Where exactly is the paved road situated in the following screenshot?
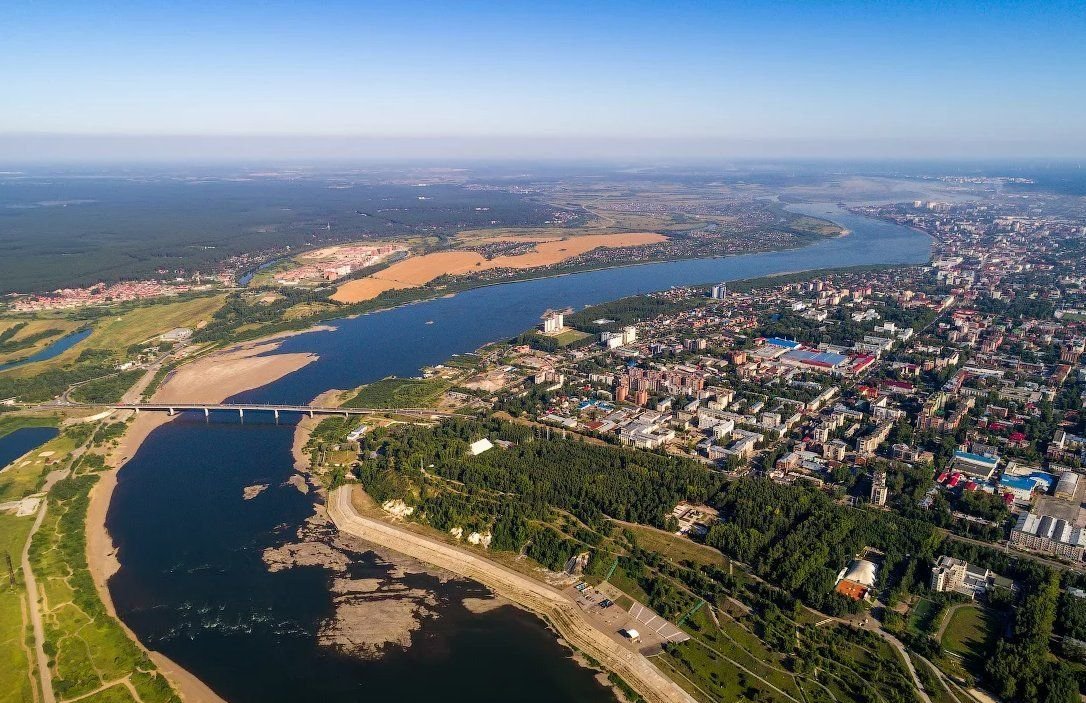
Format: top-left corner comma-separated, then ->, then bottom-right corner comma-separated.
328,485 -> 696,703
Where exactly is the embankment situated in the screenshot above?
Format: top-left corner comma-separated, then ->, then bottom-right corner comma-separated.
327,485 -> 696,703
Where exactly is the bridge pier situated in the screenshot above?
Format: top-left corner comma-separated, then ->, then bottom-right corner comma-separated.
204,407 -> 210,418
274,409 -> 279,422
168,407 -> 175,416
238,408 -> 244,421
308,409 -> 314,418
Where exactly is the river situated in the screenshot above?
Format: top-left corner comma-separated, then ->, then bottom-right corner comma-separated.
105,204 -> 931,703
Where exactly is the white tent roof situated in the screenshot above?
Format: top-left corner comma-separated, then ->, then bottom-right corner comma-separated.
843,559 -> 877,588
469,438 -> 494,456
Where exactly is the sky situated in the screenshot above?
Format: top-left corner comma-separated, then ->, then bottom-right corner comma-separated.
2,0 -> 1085,160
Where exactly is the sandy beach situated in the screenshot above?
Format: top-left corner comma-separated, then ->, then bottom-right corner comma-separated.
332,232 -> 666,303
85,336 -> 323,703
152,340 -> 319,404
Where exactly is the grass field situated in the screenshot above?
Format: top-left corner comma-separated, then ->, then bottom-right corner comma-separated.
0,413 -> 60,440
0,513 -> 37,703
344,377 -> 450,409
0,319 -> 83,365
908,597 -> 939,634
6,295 -> 224,379
29,465 -> 181,703
0,424 -> 85,703
552,329 -> 592,347
623,523 -> 729,569
0,427 -> 78,504
941,605 -> 998,674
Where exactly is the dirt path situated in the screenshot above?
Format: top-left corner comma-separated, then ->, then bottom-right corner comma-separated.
23,473 -> 67,703
327,485 -> 695,703
934,603 -> 971,641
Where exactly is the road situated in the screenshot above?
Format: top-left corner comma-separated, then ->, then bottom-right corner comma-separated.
327,485 -> 697,703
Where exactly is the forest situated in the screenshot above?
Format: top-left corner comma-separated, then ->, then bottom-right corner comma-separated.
0,176 -> 568,293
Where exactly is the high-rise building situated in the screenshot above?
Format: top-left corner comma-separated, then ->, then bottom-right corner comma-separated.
710,282 -> 727,300
870,470 -> 889,506
540,309 -> 565,334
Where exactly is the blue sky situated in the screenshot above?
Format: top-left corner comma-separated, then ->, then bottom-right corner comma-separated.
3,0 -> 1085,158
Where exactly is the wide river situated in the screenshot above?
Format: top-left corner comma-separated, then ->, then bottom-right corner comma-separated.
106,204 -> 931,703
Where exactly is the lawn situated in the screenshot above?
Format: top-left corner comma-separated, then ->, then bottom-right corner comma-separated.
624,523 -> 728,569
344,376 -> 450,409
941,605 -> 997,665
553,329 -> 591,347
606,564 -> 652,604
908,597 -> 939,634
0,513 -> 37,703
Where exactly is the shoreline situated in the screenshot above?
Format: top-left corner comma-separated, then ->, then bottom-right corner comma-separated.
84,342 -> 324,703
327,485 -> 695,703
81,207 -> 932,701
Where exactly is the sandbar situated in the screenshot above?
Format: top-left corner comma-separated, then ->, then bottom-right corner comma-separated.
332,232 -> 666,303
85,338 -> 322,703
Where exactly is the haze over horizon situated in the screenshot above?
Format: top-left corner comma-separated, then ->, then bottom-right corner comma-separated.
4,0 -> 1086,161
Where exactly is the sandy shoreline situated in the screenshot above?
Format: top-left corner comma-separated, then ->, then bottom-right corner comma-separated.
152,340 -> 319,404
332,232 -> 666,303
85,336 -> 323,703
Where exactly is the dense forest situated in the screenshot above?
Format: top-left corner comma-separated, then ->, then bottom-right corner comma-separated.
706,478 -> 937,615
0,177 -> 570,293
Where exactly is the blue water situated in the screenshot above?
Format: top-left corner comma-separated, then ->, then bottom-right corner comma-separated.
0,328 -> 92,373
0,426 -> 58,470
241,203 -> 929,405
107,203 -> 931,703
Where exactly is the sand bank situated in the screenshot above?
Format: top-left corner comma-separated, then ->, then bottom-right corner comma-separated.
85,338 -> 323,703
85,411 -> 230,702
332,232 -> 666,303
152,340 -> 318,404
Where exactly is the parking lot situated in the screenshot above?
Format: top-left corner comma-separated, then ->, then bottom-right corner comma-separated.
564,581 -> 688,653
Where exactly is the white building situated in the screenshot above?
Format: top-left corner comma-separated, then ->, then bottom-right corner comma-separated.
540,310 -> 565,334
870,471 -> 889,506
930,555 -> 990,598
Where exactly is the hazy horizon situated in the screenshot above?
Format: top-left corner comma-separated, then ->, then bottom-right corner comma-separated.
4,1 -> 1085,162
3,134 -> 1086,164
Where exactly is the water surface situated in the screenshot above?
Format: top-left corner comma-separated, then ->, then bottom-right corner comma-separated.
0,426 -> 59,470
0,328 -> 92,373
107,204 -> 931,702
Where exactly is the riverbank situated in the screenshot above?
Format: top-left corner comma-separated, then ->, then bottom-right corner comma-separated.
331,232 -> 668,303
84,337 -> 326,703
153,339 -> 319,404
327,484 -> 696,703
92,203 -> 933,701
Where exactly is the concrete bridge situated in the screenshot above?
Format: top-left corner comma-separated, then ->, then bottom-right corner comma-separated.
107,403 -> 460,420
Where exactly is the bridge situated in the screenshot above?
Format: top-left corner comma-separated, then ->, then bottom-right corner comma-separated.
107,403 -> 462,420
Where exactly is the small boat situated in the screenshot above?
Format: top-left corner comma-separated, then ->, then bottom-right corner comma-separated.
425,320 -> 434,325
